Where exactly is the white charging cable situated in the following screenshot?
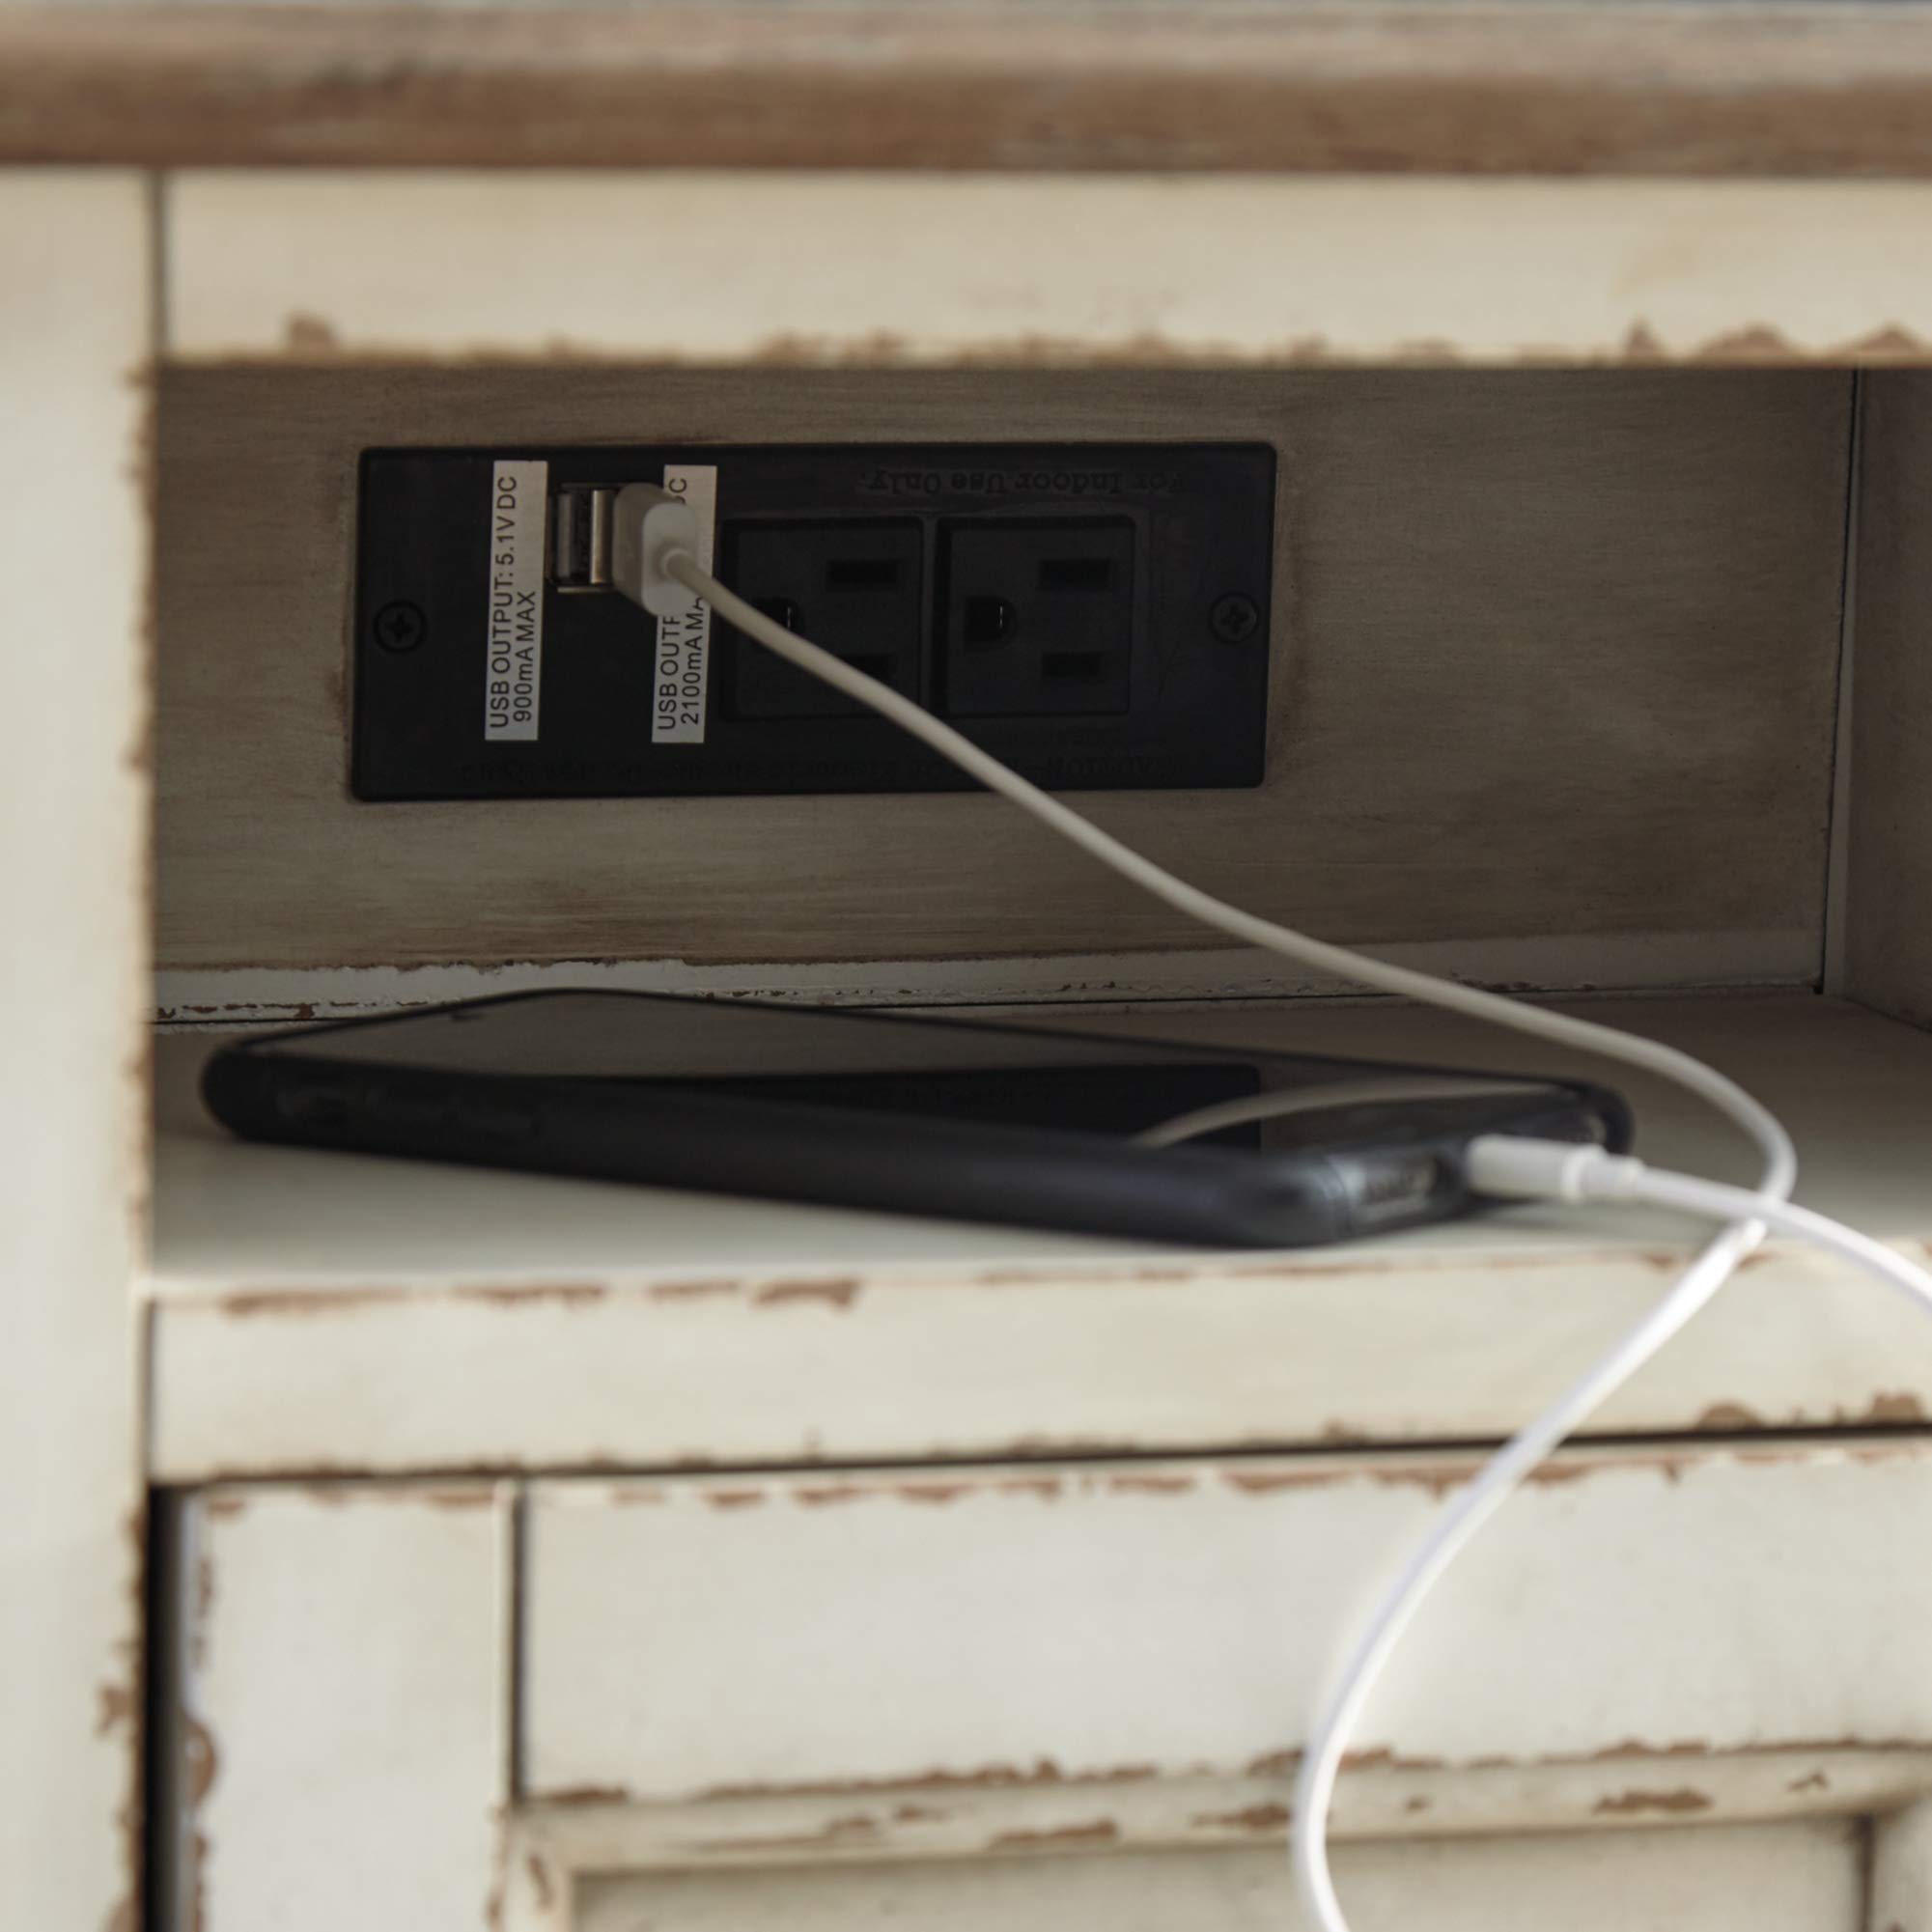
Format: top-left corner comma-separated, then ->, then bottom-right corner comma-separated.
609,485 -> 1834,1932
1468,1138 -> 1932,1310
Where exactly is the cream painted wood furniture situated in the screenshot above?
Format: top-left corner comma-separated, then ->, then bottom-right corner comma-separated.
8,8 -> 1932,1928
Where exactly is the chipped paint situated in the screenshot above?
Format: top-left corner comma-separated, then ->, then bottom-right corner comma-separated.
185,1828 -> 209,1932
423,1486 -> 495,1511
225,314 -> 1932,375
1789,1770 -> 1832,1793
213,1284 -> 412,1318
988,1819 -> 1120,1850
1190,1801 -> 1292,1833
1694,1401 -> 1766,1431
1222,1469 -> 1335,1498
516,1742 -> 1932,1879
1238,1738 -> 1842,1783
208,1276 -> 688,1317
1587,1738 -> 1715,1764
191,1454 -> 535,1486
95,1682 -> 136,1739
1864,1390 -> 1929,1425
1582,1734 -> 1932,1765
483,1820 -> 507,1932
1216,1451 -> 1714,1505
753,1276 -> 862,1311
768,1475 -> 1002,1509
1850,1440 -> 1932,1469
647,1277 -> 742,1302
283,312 -> 338,352
296,1484 -> 352,1508
704,1488 -> 766,1511
691,1759 -> 1160,1805
522,1850 -> 554,1912
191,1552 -> 214,1669
183,1713 -> 218,1809
1690,325 -> 1808,365
454,1281 -> 607,1309
542,1783 -> 631,1807
1343,1747 -> 1447,1775
1516,1459 -> 1606,1489
1373,1464 -> 1484,1500
700,1813 -> 884,1856
1592,1787 -> 1716,1815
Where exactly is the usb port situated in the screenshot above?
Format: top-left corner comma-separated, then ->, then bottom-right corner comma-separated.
551,485 -> 614,592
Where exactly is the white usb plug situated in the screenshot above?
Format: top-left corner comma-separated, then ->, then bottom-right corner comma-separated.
1464,1134 -> 1643,1203
609,484 -> 702,617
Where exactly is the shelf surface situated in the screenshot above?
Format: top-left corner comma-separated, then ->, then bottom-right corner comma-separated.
12,5 -> 1932,177
148,993 -> 1932,1479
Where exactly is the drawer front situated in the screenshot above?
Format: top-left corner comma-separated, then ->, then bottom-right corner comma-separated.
160,1450 -> 1932,1932
522,1440 -> 1932,1805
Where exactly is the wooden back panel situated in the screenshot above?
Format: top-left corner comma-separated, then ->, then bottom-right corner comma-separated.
154,366 -> 1851,992
1847,372 -> 1932,1028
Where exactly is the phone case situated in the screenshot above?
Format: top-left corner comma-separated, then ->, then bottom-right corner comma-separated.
201,991 -> 1631,1249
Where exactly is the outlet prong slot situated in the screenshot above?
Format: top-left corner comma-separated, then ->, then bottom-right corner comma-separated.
826,558 -> 901,591
1044,651 -> 1107,682
964,597 -> 1017,647
754,596 -> 803,631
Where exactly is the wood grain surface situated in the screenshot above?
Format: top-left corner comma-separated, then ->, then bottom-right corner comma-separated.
1848,372 -> 1932,1029
154,365 -> 1851,980
14,3 -> 1932,176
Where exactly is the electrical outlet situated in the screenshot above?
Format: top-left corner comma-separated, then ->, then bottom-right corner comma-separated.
940,519 -> 1136,716
352,442 -> 1273,799
721,518 -> 924,720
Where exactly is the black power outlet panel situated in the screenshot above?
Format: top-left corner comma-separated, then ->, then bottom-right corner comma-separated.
351,443 -> 1274,800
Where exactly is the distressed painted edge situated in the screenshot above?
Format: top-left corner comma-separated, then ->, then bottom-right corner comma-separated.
152,930 -> 1818,1027
509,1745 -> 1932,1875
163,174 -> 1932,370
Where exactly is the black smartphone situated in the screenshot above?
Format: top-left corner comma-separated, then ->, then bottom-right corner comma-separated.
201,991 -> 1631,1248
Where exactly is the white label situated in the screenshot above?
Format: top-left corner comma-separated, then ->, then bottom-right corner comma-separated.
483,458 -> 547,742
653,463 -> 717,744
